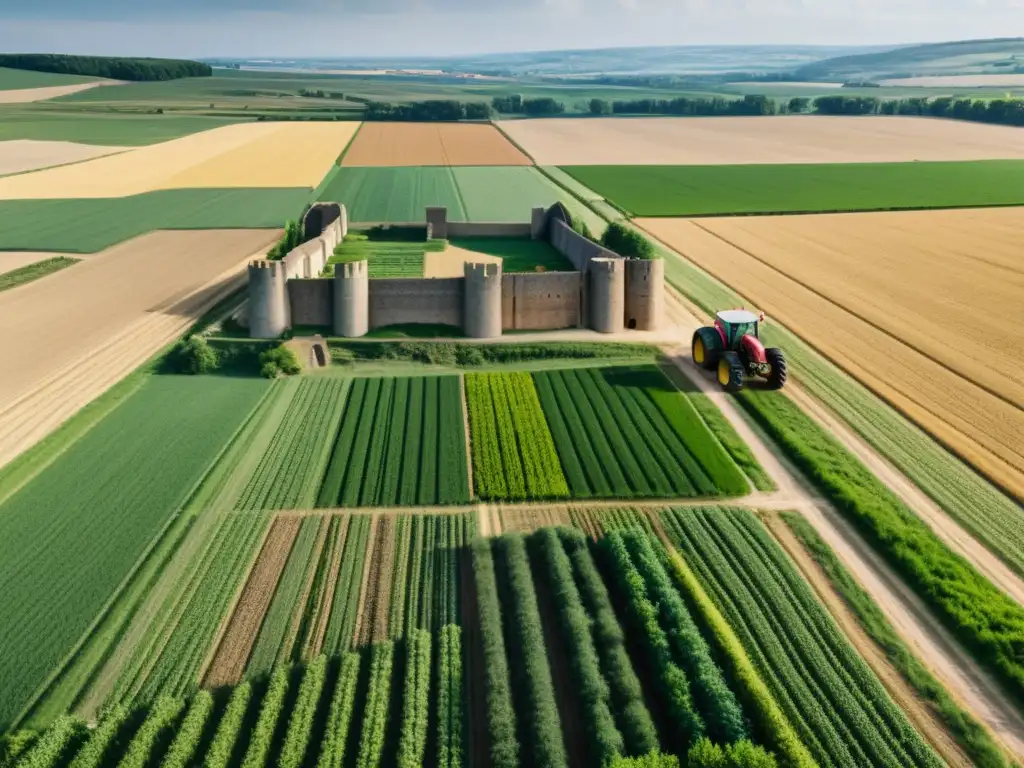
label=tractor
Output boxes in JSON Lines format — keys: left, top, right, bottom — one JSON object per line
{"left": 691, "top": 309, "right": 787, "bottom": 392}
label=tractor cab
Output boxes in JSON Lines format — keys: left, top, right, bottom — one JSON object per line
{"left": 714, "top": 309, "right": 760, "bottom": 350}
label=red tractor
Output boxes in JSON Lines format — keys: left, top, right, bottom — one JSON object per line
{"left": 691, "top": 309, "right": 787, "bottom": 392}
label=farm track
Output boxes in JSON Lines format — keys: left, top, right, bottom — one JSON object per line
{"left": 203, "top": 517, "right": 301, "bottom": 688}
{"left": 0, "top": 229, "right": 278, "bottom": 473}
{"left": 660, "top": 337, "right": 1024, "bottom": 758}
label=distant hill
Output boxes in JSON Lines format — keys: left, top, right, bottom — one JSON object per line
{"left": 0, "top": 54, "right": 211, "bottom": 82}
{"left": 794, "top": 38, "right": 1024, "bottom": 81}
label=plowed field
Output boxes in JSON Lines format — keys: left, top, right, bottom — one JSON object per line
{"left": 0, "top": 122, "right": 358, "bottom": 198}
{"left": 341, "top": 122, "right": 531, "bottom": 167}
{"left": 500, "top": 116, "right": 1024, "bottom": 165}
{"left": 639, "top": 208, "right": 1024, "bottom": 498}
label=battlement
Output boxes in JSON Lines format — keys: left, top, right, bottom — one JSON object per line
{"left": 338, "top": 260, "right": 368, "bottom": 279}
{"left": 249, "top": 259, "right": 287, "bottom": 275}
{"left": 465, "top": 262, "right": 501, "bottom": 280}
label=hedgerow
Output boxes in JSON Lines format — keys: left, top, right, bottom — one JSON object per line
{"left": 737, "top": 390, "right": 1024, "bottom": 705}
{"left": 471, "top": 538, "right": 519, "bottom": 768}
{"left": 279, "top": 655, "right": 328, "bottom": 768}
{"left": 533, "top": 528, "right": 624, "bottom": 765}
{"left": 493, "top": 534, "right": 567, "bottom": 768}
{"left": 558, "top": 529, "right": 659, "bottom": 756}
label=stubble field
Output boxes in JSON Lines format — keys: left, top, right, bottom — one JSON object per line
{"left": 341, "top": 122, "right": 531, "bottom": 166}
{"left": 639, "top": 208, "right": 1024, "bottom": 498}
{"left": 0, "top": 139, "right": 128, "bottom": 177}
{"left": 499, "top": 115, "right": 1024, "bottom": 165}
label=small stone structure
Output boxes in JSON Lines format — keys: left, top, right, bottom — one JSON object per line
{"left": 246, "top": 203, "right": 663, "bottom": 339}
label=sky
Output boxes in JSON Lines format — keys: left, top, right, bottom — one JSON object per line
{"left": 0, "top": 0, "right": 1020, "bottom": 58}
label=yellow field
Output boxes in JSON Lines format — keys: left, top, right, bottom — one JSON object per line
{"left": 639, "top": 208, "right": 1024, "bottom": 498}
{"left": 0, "top": 122, "right": 360, "bottom": 199}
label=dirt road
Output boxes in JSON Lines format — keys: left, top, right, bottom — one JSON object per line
{"left": 0, "top": 228, "right": 279, "bottom": 470}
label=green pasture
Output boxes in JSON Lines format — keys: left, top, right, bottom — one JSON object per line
{"left": 0, "top": 107, "right": 245, "bottom": 145}
{"left": 0, "top": 67, "right": 99, "bottom": 90}
{"left": 0, "top": 188, "right": 308, "bottom": 252}
{"left": 451, "top": 237, "right": 572, "bottom": 272}
{"left": 564, "top": 160, "right": 1024, "bottom": 216}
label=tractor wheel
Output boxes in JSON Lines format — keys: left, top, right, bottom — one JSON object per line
{"left": 766, "top": 348, "right": 788, "bottom": 390}
{"left": 692, "top": 327, "right": 720, "bottom": 371}
{"left": 717, "top": 351, "right": 744, "bottom": 393}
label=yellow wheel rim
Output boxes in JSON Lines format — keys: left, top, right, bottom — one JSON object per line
{"left": 718, "top": 358, "right": 731, "bottom": 386}
{"left": 694, "top": 337, "right": 705, "bottom": 365}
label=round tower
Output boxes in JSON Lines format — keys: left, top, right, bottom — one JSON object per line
{"left": 463, "top": 262, "right": 503, "bottom": 339}
{"left": 332, "top": 260, "right": 369, "bottom": 338}
{"left": 624, "top": 258, "right": 665, "bottom": 331}
{"left": 589, "top": 258, "right": 625, "bottom": 334}
{"left": 248, "top": 260, "right": 290, "bottom": 338}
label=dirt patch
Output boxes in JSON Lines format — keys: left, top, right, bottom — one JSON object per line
{"left": 0, "top": 81, "right": 119, "bottom": 103}
{"left": 0, "top": 228, "right": 278, "bottom": 471}
{"left": 761, "top": 512, "right": 973, "bottom": 768}
{"left": 424, "top": 246, "right": 501, "bottom": 278}
{"left": 204, "top": 516, "right": 302, "bottom": 688}
{"left": 0, "top": 122, "right": 359, "bottom": 199}
{"left": 0, "top": 140, "right": 128, "bottom": 177}
{"left": 342, "top": 123, "right": 532, "bottom": 167}
{"left": 499, "top": 116, "right": 1024, "bottom": 165}
{"left": 370, "top": 516, "right": 398, "bottom": 644}
{"left": 642, "top": 213, "right": 1024, "bottom": 499}
{"left": 500, "top": 506, "right": 572, "bottom": 534}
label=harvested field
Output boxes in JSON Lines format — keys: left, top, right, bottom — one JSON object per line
{"left": 0, "top": 139, "right": 127, "bottom": 176}
{"left": 499, "top": 505, "right": 572, "bottom": 533}
{"left": 0, "top": 228, "right": 279, "bottom": 470}
{"left": 640, "top": 210, "right": 1024, "bottom": 498}
{"left": 500, "top": 116, "right": 1024, "bottom": 165}
{"left": 0, "top": 81, "right": 116, "bottom": 103}
{"left": 204, "top": 516, "right": 302, "bottom": 688}
{"left": 0, "top": 121, "right": 358, "bottom": 198}
{"left": 341, "top": 122, "right": 531, "bottom": 167}
{"left": 881, "top": 74, "right": 1024, "bottom": 87}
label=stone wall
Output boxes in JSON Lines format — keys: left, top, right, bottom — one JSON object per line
{"left": 502, "top": 272, "right": 581, "bottom": 330}
{"left": 549, "top": 219, "right": 618, "bottom": 274}
{"left": 288, "top": 279, "right": 332, "bottom": 327}
{"left": 368, "top": 278, "right": 464, "bottom": 329}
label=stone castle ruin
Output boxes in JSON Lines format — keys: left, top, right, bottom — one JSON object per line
{"left": 247, "top": 202, "right": 664, "bottom": 339}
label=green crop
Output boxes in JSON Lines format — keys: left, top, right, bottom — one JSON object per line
{"left": 117, "top": 695, "right": 184, "bottom": 768}
{"left": 355, "top": 642, "right": 395, "bottom": 768}
{"left": 316, "top": 652, "right": 361, "bottom": 768}
{"left": 68, "top": 705, "right": 128, "bottom": 768}
{"left": 279, "top": 655, "right": 328, "bottom": 768}
{"left": 160, "top": 690, "right": 213, "bottom": 768}
{"left": 437, "top": 625, "right": 464, "bottom": 768}
{"left": 13, "top": 714, "right": 80, "bottom": 768}
{"left": 397, "top": 629, "right": 432, "bottom": 768}
{"left": 318, "top": 167, "right": 465, "bottom": 223}
{"left": 241, "top": 666, "right": 290, "bottom": 768}
{"left": 322, "top": 515, "right": 372, "bottom": 654}
{"left": 202, "top": 681, "right": 252, "bottom": 768}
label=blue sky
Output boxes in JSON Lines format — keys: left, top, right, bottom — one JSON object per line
{"left": 0, "top": 0, "right": 1019, "bottom": 57}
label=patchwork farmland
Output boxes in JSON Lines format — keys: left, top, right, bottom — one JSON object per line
{"left": 3, "top": 64, "right": 1024, "bottom": 768}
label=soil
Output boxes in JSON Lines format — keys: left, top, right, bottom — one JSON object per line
{"left": 350, "top": 513, "right": 380, "bottom": 649}
{"left": 499, "top": 115, "right": 1024, "bottom": 165}
{"left": 0, "top": 140, "right": 128, "bottom": 177}
{"left": 0, "top": 228, "right": 279, "bottom": 471}
{"left": 369, "top": 516, "right": 398, "bottom": 644}
{"left": 500, "top": 505, "right": 572, "bottom": 534}
{"left": 341, "top": 123, "right": 532, "bottom": 167}
{"left": 761, "top": 512, "right": 974, "bottom": 768}
{"left": 203, "top": 516, "right": 302, "bottom": 688}
{"left": 0, "top": 122, "right": 358, "bottom": 198}
{"left": 642, "top": 215, "right": 1024, "bottom": 499}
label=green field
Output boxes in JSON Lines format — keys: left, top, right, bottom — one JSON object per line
{"left": 564, "top": 160, "right": 1024, "bottom": 216}
{"left": 0, "top": 188, "right": 309, "bottom": 252}
{"left": 0, "top": 256, "right": 78, "bottom": 291}
{"left": 327, "top": 233, "right": 447, "bottom": 277}
{"left": 0, "top": 375, "right": 267, "bottom": 730}
{"left": 451, "top": 237, "right": 573, "bottom": 272}
{"left": 0, "top": 67, "right": 99, "bottom": 89}
{"left": 451, "top": 167, "right": 572, "bottom": 222}
{"left": 0, "top": 108, "right": 244, "bottom": 145}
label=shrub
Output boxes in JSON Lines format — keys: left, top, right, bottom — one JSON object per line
{"left": 570, "top": 216, "right": 594, "bottom": 240}
{"left": 259, "top": 344, "right": 301, "bottom": 378}
{"left": 687, "top": 738, "right": 778, "bottom": 767}
{"left": 167, "top": 335, "right": 219, "bottom": 374}
{"left": 601, "top": 222, "right": 655, "bottom": 260}
{"left": 609, "top": 751, "right": 681, "bottom": 767}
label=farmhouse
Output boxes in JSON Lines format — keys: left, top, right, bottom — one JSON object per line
{"left": 246, "top": 202, "right": 664, "bottom": 338}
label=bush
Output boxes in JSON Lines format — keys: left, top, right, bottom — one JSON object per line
{"left": 259, "top": 344, "right": 301, "bottom": 378}
{"left": 609, "top": 751, "right": 681, "bottom": 767}
{"left": 687, "top": 738, "right": 777, "bottom": 767}
{"left": 601, "top": 222, "right": 655, "bottom": 260}
{"left": 570, "top": 216, "right": 594, "bottom": 241}
{"left": 167, "top": 335, "right": 219, "bottom": 374}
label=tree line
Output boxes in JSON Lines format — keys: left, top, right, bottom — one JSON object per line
{"left": 588, "top": 94, "right": 776, "bottom": 116}
{"left": 0, "top": 54, "right": 211, "bottom": 81}
{"left": 812, "top": 95, "right": 1024, "bottom": 126}
{"left": 363, "top": 99, "right": 492, "bottom": 121}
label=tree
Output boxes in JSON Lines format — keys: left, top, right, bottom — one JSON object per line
{"left": 601, "top": 222, "right": 655, "bottom": 260}
{"left": 465, "top": 102, "right": 492, "bottom": 120}
{"left": 787, "top": 97, "right": 810, "bottom": 114}
{"left": 590, "top": 98, "right": 612, "bottom": 115}
{"left": 167, "top": 336, "right": 219, "bottom": 374}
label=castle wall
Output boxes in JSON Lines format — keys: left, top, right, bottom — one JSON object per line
{"left": 502, "top": 272, "right": 581, "bottom": 331}
{"left": 369, "top": 278, "right": 463, "bottom": 329}
{"left": 589, "top": 257, "right": 625, "bottom": 334}
{"left": 464, "top": 262, "right": 502, "bottom": 338}
{"left": 288, "top": 279, "right": 332, "bottom": 327}
{"left": 248, "top": 261, "right": 290, "bottom": 338}
{"left": 334, "top": 260, "right": 369, "bottom": 337}
{"left": 549, "top": 219, "right": 618, "bottom": 273}
{"left": 624, "top": 258, "right": 665, "bottom": 331}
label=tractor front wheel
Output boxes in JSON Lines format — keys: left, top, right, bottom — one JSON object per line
{"left": 717, "top": 352, "right": 744, "bottom": 393}
{"left": 692, "top": 328, "right": 720, "bottom": 371}
{"left": 766, "top": 348, "right": 788, "bottom": 390}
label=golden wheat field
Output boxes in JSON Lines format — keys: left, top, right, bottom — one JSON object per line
{"left": 0, "top": 122, "right": 360, "bottom": 199}
{"left": 639, "top": 208, "right": 1024, "bottom": 498}
{"left": 341, "top": 122, "right": 532, "bottom": 166}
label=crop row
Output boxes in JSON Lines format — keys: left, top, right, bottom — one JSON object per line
{"left": 736, "top": 389, "right": 1024, "bottom": 707}
{"left": 318, "top": 375, "right": 470, "bottom": 508}
{"left": 322, "top": 515, "right": 373, "bottom": 654}
{"left": 236, "top": 378, "right": 349, "bottom": 511}
{"left": 533, "top": 366, "right": 734, "bottom": 499}
{"left": 662, "top": 506, "right": 942, "bottom": 768}
{"left": 465, "top": 372, "right": 570, "bottom": 501}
